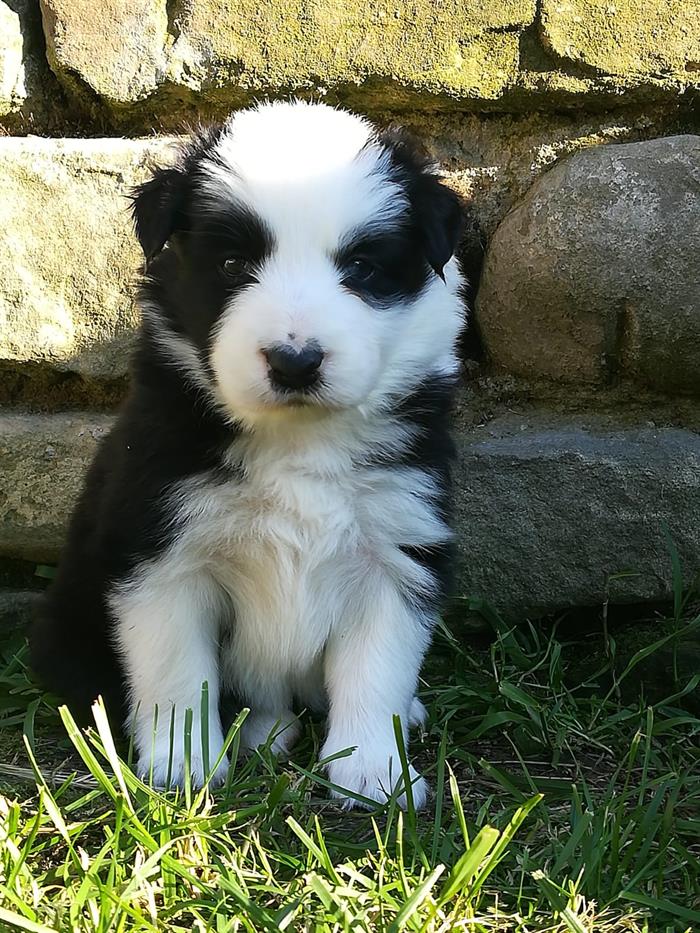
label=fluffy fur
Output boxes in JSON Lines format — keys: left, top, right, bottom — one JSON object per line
{"left": 30, "top": 101, "right": 467, "bottom": 809}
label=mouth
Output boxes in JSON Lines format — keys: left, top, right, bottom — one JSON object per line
{"left": 269, "top": 382, "right": 328, "bottom": 407}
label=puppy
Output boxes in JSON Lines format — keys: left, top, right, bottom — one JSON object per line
{"left": 30, "top": 101, "right": 466, "bottom": 809}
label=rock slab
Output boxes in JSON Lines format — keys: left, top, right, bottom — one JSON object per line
{"left": 0, "top": 136, "right": 174, "bottom": 387}
{"left": 2, "top": 410, "right": 698, "bottom": 617}
{"left": 453, "top": 413, "right": 700, "bottom": 616}
{"left": 37, "top": 0, "right": 700, "bottom": 117}
{"left": 476, "top": 136, "right": 700, "bottom": 395}
{"left": 541, "top": 0, "right": 700, "bottom": 78}
{"left": 40, "top": 0, "right": 534, "bottom": 108}
{"left": 40, "top": 0, "right": 168, "bottom": 104}
{"left": 0, "top": 413, "right": 110, "bottom": 563}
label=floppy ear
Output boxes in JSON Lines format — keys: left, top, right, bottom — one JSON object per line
{"left": 414, "top": 174, "right": 464, "bottom": 280}
{"left": 378, "top": 128, "right": 464, "bottom": 280}
{"left": 130, "top": 165, "right": 188, "bottom": 263}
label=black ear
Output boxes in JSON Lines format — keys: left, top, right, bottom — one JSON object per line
{"left": 130, "top": 165, "right": 188, "bottom": 263}
{"left": 413, "top": 174, "right": 465, "bottom": 280}
{"left": 377, "top": 128, "right": 464, "bottom": 280}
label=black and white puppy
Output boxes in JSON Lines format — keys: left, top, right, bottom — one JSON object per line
{"left": 31, "top": 101, "right": 466, "bottom": 809}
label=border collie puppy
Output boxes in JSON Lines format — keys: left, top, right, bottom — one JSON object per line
{"left": 31, "top": 101, "right": 466, "bottom": 809}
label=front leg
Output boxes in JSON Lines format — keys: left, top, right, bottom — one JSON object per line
{"left": 322, "top": 573, "right": 431, "bottom": 809}
{"left": 110, "top": 568, "right": 228, "bottom": 788}
{"left": 227, "top": 657, "right": 301, "bottom": 756}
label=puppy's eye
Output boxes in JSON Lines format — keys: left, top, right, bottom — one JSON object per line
{"left": 346, "top": 258, "right": 377, "bottom": 283}
{"left": 221, "top": 256, "right": 257, "bottom": 280}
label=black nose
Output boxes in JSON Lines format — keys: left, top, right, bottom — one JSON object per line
{"left": 263, "top": 343, "right": 324, "bottom": 390}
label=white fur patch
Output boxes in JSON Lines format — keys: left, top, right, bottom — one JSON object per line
{"left": 112, "top": 407, "right": 447, "bottom": 801}
{"left": 110, "top": 569, "right": 229, "bottom": 788}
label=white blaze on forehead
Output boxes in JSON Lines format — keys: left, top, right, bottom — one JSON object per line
{"left": 220, "top": 100, "right": 374, "bottom": 181}
{"left": 200, "top": 100, "right": 408, "bottom": 249}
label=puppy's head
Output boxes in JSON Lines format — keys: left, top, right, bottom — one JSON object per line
{"left": 133, "top": 101, "right": 465, "bottom": 425}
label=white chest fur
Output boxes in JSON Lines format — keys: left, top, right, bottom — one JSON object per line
{"left": 153, "top": 413, "right": 449, "bottom": 701}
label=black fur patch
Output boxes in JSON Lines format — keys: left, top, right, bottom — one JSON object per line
{"left": 142, "top": 202, "right": 275, "bottom": 359}
{"left": 131, "top": 125, "right": 226, "bottom": 262}
{"left": 394, "top": 375, "right": 458, "bottom": 614}
{"left": 334, "top": 226, "right": 432, "bottom": 307}
{"left": 374, "top": 128, "right": 465, "bottom": 279}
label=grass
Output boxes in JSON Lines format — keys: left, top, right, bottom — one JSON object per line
{"left": 0, "top": 593, "right": 698, "bottom": 931}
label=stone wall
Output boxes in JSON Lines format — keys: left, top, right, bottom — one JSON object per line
{"left": 1, "top": 0, "right": 699, "bottom": 617}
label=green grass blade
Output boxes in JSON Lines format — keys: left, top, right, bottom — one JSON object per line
{"left": 437, "top": 825, "right": 499, "bottom": 905}
{"left": 531, "top": 870, "right": 588, "bottom": 933}
{"left": 0, "top": 907, "right": 58, "bottom": 933}
{"left": 620, "top": 891, "right": 700, "bottom": 925}
{"left": 388, "top": 865, "right": 444, "bottom": 932}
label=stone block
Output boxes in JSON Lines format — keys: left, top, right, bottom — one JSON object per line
{"left": 39, "top": 0, "right": 534, "bottom": 113}
{"left": 2, "top": 409, "right": 699, "bottom": 618}
{"left": 0, "top": 413, "right": 111, "bottom": 563}
{"left": 541, "top": 0, "right": 700, "bottom": 78}
{"left": 476, "top": 136, "right": 700, "bottom": 394}
{"left": 453, "top": 413, "right": 700, "bottom": 616}
{"left": 0, "top": 136, "right": 174, "bottom": 392}
{"left": 37, "top": 0, "right": 700, "bottom": 118}
{"left": 40, "top": 0, "right": 168, "bottom": 104}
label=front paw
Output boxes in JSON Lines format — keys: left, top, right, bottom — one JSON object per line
{"left": 240, "top": 710, "right": 301, "bottom": 756}
{"left": 138, "top": 733, "right": 229, "bottom": 789}
{"left": 323, "top": 741, "right": 427, "bottom": 810}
